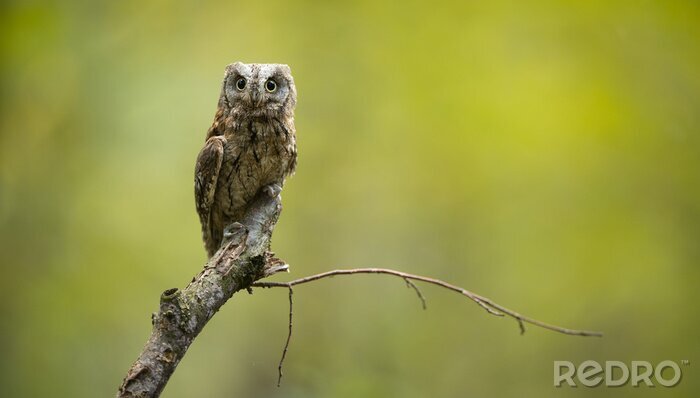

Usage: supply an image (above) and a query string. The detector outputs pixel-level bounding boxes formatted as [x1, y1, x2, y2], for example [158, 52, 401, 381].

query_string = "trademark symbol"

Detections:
[681, 360, 690, 366]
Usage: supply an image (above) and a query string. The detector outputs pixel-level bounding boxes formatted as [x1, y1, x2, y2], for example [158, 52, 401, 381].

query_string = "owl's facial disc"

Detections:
[223, 62, 295, 115]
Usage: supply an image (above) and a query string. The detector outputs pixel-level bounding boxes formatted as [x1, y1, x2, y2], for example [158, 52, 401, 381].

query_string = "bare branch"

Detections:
[252, 268, 603, 337]
[252, 268, 602, 386]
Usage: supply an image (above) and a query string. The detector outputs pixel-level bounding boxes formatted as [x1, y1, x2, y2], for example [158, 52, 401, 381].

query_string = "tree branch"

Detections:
[117, 192, 288, 398]
[253, 268, 603, 337]
[118, 196, 602, 396]
[253, 268, 603, 385]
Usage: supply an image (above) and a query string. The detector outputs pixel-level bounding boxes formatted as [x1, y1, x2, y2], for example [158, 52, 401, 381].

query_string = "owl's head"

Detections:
[221, 62, 296, 118]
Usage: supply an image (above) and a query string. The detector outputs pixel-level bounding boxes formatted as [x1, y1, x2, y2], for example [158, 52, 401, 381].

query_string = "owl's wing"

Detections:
[206, 106, 226, 140]
[195, 135, 226, 256]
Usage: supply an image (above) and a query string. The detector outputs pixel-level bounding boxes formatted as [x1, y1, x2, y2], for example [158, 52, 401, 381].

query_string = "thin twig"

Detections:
[253, 267, 602, 387]
[277, 287, 293, 387]
[403, 278, 427, 310]
[252, 268, 603, 337]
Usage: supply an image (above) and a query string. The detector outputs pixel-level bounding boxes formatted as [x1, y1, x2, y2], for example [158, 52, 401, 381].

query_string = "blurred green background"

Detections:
[1, 0, 698, 397]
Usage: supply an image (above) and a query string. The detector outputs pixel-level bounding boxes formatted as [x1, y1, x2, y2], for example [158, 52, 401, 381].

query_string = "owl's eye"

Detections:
[265, 79, 277, 93]
[235, 78, 246, 90]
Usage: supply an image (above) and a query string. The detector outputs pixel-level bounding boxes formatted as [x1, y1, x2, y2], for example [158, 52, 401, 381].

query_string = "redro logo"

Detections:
[554, 360, 683, 387]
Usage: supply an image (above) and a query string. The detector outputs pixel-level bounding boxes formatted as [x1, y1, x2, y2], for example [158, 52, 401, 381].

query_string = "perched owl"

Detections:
[195, 62, 297, 258]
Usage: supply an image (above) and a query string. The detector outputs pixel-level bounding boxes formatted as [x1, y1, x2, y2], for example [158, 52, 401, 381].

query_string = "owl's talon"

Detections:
[223, 222, 247, 241]
[263, 183, 282, 198]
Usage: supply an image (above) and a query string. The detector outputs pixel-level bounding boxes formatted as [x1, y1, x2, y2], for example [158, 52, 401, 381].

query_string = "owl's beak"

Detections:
[251, 89, 263, 107]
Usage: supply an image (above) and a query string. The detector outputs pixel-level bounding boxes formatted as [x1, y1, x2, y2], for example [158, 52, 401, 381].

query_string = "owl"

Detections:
[195, 62, 297, 258]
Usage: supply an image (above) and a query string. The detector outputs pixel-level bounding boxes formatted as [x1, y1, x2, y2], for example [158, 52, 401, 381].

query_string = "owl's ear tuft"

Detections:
[277, 64, 291, 74]
[225, 62, 247, 76]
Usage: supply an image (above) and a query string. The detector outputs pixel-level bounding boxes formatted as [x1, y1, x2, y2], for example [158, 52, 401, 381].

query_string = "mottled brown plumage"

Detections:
[195, 62, 297, 257]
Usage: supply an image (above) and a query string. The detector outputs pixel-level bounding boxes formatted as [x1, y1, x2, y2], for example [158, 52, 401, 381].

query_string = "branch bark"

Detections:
[117, 192, 288, 398]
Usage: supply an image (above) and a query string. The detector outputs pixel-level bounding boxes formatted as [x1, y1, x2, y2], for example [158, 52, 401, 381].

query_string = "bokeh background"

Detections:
[1, 1, 698, 397]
